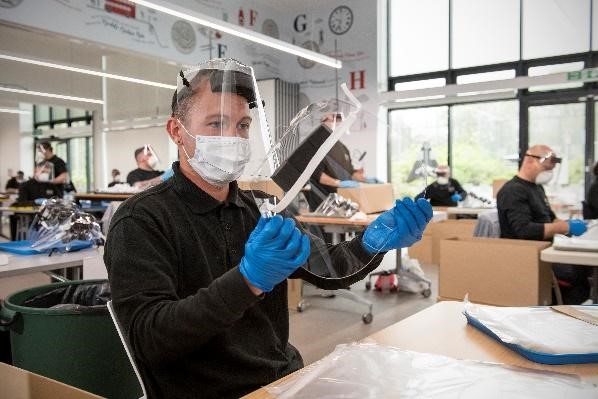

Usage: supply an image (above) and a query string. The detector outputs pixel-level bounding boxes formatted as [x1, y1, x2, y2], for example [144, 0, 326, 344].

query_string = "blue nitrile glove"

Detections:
[362, 197, 433, 254]
[339, 180, 360, 188]
[239, 215, 311, 292]
[568, 219, 587, 236]
[160, 168, 174, 181]
[451, 193, 462, 202]
[365, 177, 382, 184]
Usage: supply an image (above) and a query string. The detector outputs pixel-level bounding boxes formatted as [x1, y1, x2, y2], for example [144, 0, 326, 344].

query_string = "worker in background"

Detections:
[416, 165, 467, 207]
[104, 58, 432, 399]
[107, 168, 122, 188]
[497, 144, 589, 304]
[5, 170, 24, 193]
[307, 112, 381, 210]
[37, 141, 68, 196]
[585, 161, 598, 219]
[17, 162, 61, 203]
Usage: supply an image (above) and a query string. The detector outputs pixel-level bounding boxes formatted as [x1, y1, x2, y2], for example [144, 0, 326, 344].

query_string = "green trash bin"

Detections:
[0, 279, 142, 399]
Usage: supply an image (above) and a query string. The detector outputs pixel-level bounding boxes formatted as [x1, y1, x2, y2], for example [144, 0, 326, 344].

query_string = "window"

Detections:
[529, 103, 586, 208]
[523, 0, 591, 59]
[450, 101, 519, 200]
[452, 0, 520, 68]
[389, 106, 448, 197]
[395, 78, 446, 91]
[456, 70, 516, 84]
[389, 0, 449, 76]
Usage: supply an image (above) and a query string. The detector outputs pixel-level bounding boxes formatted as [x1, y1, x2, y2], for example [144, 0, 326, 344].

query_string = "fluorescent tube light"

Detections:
[0, 53, 176, 90]
[130, 0, 342, 69]
[0, 107, 31, 115]
[0, 87, 104, 104]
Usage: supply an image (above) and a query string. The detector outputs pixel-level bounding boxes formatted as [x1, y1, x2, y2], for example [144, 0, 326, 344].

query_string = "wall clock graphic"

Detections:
[328, 5, 353, 35]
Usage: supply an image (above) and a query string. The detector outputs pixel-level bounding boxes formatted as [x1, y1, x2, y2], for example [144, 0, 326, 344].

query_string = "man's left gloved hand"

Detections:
[362, 198, 433, 254]
[451, 193, 462, 202]
[568, 219, 587, 236]
[160, 168, 174, 181]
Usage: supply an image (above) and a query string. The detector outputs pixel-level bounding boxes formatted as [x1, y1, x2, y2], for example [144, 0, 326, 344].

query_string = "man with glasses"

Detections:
[497, 144, 589, 304]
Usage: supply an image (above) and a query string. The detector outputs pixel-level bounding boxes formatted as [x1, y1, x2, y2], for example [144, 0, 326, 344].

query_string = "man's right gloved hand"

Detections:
[339, 180, 360, 188]
[568, 219, 587, 236]
[239, 215, 311, 292]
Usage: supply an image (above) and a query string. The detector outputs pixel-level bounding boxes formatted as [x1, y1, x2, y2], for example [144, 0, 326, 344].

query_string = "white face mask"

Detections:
[114, 175, 121, 182]
[535, 170, 553, 185]
[437, 176, 449, 185]
[37, 172, 50, 182]
[179, 122, 251, 187]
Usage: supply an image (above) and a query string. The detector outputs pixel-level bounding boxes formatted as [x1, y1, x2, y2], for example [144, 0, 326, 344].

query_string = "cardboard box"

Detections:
[337, 183, 394, 214]
[439, 237, 552, 306]
[407, 222, 434, 264]
[431, 220, 477, 265]
[0, 362, 101, 399]
[287, 278, 303, 310]
[238, 179, 283, 199]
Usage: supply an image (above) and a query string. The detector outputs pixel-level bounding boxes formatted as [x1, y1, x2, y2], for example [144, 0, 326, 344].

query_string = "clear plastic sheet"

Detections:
[464, 302, 598, 354]
[27, 197, 104, 251]
[267, 343, 597, 399]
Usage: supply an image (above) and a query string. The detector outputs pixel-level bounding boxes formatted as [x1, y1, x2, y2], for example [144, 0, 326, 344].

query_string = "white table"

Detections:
[446, 207, 496, 219]
[0, 248, 102, 280]
[541, 246, 598, 303]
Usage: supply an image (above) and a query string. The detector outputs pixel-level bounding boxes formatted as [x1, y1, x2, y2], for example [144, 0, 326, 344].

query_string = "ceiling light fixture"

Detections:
[0, 53, 176, 90]
[0, 87, 104, 104]
[129, 0, 342, 69]
[0, 107, 31, 115]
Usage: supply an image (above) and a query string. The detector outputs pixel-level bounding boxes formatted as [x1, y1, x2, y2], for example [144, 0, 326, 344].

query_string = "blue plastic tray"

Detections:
[0, 240, 93, 255]
[464, 310, 598, 365]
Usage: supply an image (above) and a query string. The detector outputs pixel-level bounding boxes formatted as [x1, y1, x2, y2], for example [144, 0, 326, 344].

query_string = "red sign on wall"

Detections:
[105, 0, 136, 19]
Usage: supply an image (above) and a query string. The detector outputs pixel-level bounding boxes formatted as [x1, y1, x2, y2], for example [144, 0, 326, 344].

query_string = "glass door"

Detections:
[528, 102, 585, 217]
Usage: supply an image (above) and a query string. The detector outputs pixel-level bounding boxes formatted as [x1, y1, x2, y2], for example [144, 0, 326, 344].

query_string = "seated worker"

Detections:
[307, 112, 380, 210]
[107, 168, 122, 188]
[17, 162, 61, 203]
[497, 144, 589, 304]
[415, 165, 467, 207]
[37, 141, 68, 195]
[126, 146, 164, 187]
[5, 170, 24, 193]
[585, 161, 598, 219]
[104, 59, 432, 399]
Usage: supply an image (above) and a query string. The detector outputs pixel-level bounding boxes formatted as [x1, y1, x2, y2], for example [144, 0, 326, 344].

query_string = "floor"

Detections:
[289, 250, 438, 365]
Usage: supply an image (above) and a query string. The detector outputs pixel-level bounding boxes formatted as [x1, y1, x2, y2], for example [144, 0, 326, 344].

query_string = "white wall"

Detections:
[0, 113, 21, 189]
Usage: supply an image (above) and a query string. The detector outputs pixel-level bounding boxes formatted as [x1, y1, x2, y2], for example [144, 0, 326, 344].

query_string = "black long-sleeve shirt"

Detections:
[415, 178, 467, 207]
[497, 175, 555, 240]
[104, 162, 380, 399]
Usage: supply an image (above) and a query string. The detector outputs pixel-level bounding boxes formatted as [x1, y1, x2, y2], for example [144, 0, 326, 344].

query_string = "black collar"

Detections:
[171, 162, 246, 214]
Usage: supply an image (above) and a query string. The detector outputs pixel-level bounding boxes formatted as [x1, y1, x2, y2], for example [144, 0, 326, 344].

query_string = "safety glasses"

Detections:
[525, 152, 562, 164]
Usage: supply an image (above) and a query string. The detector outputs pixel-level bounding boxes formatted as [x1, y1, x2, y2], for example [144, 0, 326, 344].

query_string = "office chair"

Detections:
[107, 300, 147, 399]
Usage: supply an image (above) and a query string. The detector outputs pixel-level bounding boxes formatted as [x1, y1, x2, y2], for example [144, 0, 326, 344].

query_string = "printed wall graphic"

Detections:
[171, 20, 197, 54]
[261, 18, 279, 39]
[328, 5, 353, 35]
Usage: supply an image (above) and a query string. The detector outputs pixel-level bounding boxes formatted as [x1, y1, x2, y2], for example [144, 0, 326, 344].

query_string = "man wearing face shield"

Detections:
[104, 59, 432, 399]
[497, 144, 589, 304]
[125, 146, 167, 187]
[415, 165, 467, 206]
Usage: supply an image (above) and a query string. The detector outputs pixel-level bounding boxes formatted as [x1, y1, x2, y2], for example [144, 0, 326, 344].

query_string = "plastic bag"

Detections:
[464, 302, 598, 354]
[22, 281, 110, 313]
[267, 343, 597, 398]
[27, 197, 104, 252]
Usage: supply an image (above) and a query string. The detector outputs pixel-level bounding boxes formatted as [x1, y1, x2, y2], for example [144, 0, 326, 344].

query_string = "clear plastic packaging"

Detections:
[267, 343, 597, 398]
[465, 302, 598, 354]
[27, 197, 104, 251]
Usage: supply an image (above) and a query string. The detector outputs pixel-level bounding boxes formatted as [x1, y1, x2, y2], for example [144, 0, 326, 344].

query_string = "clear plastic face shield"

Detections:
[174, 59, 266, 187]
[142, 144, 160, 169]
[242, 85, 397, 289]
[526, 151, 562, 185]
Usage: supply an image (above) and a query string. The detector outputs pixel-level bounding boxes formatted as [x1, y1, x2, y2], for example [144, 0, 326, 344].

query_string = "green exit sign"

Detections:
[567, 68, 598, 82]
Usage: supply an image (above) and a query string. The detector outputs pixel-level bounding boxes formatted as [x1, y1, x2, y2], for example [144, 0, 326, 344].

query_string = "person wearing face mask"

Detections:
[36, 142, 68, 195]
[497, 144, 589, 304]
[5, 170, 24, 193]
[107, 168, 122, 188]
[104, 59, 432, 399]
[125, 146, 165, 187]
[415, 165, 467, 207]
